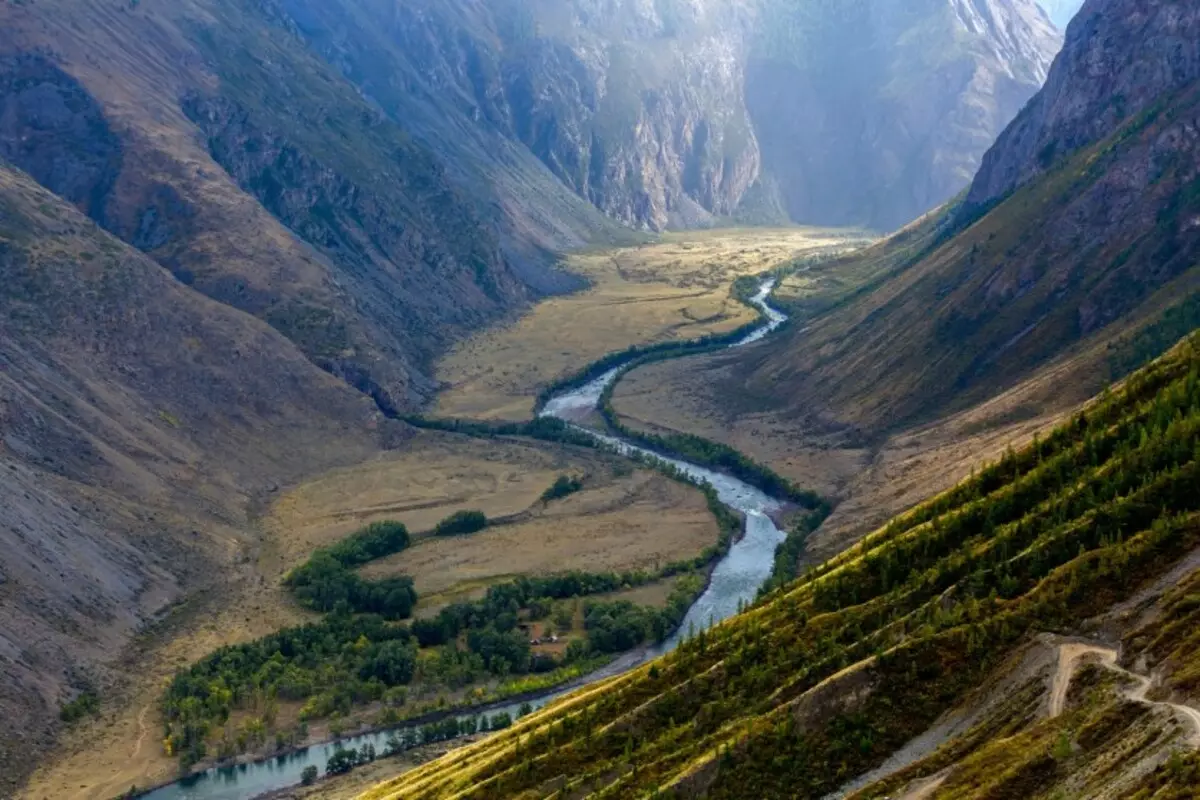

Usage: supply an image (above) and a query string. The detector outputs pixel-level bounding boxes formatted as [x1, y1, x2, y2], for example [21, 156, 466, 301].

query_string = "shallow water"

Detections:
[142, 278, 790, 800]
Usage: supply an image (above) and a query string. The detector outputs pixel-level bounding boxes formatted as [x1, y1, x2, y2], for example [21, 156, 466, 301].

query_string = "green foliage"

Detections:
[759, 508, 829, 595]
[284, 521, 417, 617]
[583, 575, 704, 654]
[1107, 291, 1200, 379]
[300, 764, 318, 785]
[395, 414, 600, 449]
[433, 510, 488, 537]
[324, 521, 410, 568]
[286, 551, 417, 618]
[161, 613, 418, 766]
[541, 474, 584, 503]
[59, 690, 100, 723]
[374, 334, 1200, 800]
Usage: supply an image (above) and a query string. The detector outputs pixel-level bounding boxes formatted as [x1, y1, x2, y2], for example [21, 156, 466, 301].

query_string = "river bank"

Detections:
[137, 277, 804, 800]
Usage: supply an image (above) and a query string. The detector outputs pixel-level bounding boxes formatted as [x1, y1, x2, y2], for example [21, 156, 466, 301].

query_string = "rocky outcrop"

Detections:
[968, 0, 1200, 210]
[0, 54, 122, 226]
[264, 0, 760, 232]
[736, 0, 1200, 435]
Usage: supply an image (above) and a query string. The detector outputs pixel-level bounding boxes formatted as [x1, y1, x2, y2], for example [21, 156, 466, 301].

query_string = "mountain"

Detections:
[0, 162, 390, 796]
[0, 0, 610, 414]
[0, 0, 1062, 422]
[1040, 0, 1086, 28]
[255, 0, 1061, 233]
[733, 0, 1200, 437]
[362, 332, 1200, 799]
[357, 4, 1200, 794]
[746, 0, 1061, 230]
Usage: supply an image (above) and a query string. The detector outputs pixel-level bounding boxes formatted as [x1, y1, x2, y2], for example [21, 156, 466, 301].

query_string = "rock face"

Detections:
[968, 0, 1200, 209]
[265, 0, 1060, 233]
[747, 0, 1062, 230]
[1039, 0, 1086, 28]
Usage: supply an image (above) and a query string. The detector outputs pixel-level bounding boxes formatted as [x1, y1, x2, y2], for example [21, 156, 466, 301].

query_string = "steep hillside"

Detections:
[0, 163, 391, 795]
[748, 0, 1060, 230]
[0, 0, 590, 411]
[671, 0, 1200, 440]
[361, 332, 1200, 800]
[249, 0, 1059, 234]
[1040, 0, 1085, 27]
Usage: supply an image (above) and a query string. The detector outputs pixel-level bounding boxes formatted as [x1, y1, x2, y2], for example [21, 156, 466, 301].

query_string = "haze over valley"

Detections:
[1, 1, 1199, 799]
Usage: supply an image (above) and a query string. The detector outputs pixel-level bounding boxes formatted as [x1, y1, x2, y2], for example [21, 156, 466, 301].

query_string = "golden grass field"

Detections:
[433, 228, 859, 420]
[363, 470, 714, 605]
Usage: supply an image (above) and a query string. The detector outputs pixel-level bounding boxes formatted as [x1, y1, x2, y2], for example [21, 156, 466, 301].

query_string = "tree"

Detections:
[434, 510, 488, 536]
[301, 765, 319, 785]
[326, 747, 358, 775]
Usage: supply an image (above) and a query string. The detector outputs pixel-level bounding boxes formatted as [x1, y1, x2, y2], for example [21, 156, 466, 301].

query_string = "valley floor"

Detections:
[433, 228, 865, 421]
[16, 432, 720, 800]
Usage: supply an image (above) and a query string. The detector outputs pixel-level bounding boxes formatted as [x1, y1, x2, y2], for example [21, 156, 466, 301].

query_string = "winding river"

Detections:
[140, 279, 791, 800]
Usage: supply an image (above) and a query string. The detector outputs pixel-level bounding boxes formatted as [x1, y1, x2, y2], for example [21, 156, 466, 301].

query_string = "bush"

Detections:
[60, 691, 100, 723]
[541, 475, 584, 503]
[434, 510, 488, 536]
[300, 765, 319, 785]
[326, 521, 410, 567]
[326, 747, 358, 775]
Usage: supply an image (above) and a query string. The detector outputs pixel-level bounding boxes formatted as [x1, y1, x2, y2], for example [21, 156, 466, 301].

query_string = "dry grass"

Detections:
[265, 430, 594, 570]
[433, 228, 856, 420]
[595, 577, 685, 609]
[362, 469, 717, 603]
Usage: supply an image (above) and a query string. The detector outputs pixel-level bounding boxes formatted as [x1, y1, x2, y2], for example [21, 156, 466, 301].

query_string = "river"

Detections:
[140, 278, 790, 800]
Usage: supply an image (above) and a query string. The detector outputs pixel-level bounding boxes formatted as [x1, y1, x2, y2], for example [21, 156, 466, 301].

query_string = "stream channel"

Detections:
[141, 279, 791, 800]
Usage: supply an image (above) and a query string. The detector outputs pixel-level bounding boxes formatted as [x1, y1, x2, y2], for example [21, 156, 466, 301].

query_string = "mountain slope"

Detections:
[747, 0, 1061, 231]
[253, 0, 1060, 233]
[0, 161, 392, 796]
[731, 0, 1200, 436]
[0, 0, 592, 411]
[361, 333, 1200, 800]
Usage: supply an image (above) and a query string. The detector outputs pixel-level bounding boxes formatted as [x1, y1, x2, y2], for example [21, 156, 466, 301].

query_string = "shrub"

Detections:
[434, 510, 488, 536]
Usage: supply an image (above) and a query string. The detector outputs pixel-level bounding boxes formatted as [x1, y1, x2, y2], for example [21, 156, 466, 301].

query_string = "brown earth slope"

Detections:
[0, 0, 593, 412]
[0, 162, 392, 795]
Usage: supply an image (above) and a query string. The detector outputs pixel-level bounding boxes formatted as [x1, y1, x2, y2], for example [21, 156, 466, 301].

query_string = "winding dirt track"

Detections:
[131, 703, 152, 760]
[1050, 642, 1200, 746]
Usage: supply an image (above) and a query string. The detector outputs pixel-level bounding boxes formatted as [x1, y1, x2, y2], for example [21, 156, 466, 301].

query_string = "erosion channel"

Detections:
[141, 279, 794, 800]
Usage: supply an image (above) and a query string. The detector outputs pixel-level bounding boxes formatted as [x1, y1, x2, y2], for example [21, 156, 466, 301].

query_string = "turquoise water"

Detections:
[141, 279, 790, 799]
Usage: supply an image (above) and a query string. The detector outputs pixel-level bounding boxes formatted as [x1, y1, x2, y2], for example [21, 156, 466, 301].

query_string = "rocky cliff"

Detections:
[262, 0, 1061, 233]
[968, 0, 1200, 209]
[748, 0, 1061, 230]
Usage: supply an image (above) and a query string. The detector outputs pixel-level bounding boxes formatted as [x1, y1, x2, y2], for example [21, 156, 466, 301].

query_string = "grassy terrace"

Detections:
[360, 332, 1200, 800]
